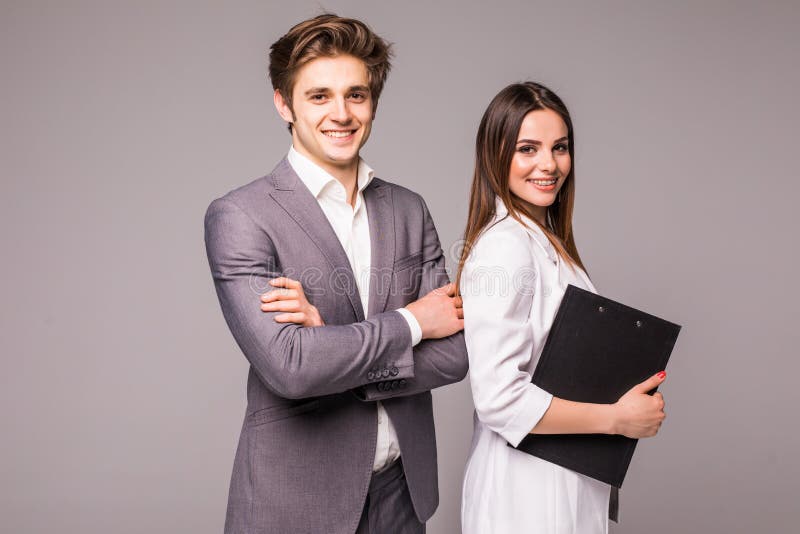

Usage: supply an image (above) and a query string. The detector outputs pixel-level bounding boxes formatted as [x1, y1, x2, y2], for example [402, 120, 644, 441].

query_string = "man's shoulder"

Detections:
[369, 177, 425, 209]
[215, 174, 272, 207]
[207, 159, 289, 213]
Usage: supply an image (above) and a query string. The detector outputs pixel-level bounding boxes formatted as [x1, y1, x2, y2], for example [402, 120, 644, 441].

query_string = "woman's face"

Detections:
[508, 108, 571, 224]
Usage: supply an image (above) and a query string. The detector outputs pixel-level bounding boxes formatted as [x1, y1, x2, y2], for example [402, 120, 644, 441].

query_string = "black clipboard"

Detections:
[512, 284, 681, 488]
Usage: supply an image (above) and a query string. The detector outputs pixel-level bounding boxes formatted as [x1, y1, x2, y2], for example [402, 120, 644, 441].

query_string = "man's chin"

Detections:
[322, 150, 361, 167]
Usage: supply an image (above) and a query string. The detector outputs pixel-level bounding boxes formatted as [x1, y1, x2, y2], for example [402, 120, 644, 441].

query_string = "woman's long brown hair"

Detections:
[455, 82, 587, 292]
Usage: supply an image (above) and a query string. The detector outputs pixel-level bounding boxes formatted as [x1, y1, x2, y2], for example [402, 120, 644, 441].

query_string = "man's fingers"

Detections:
[432, 282, 456, 297]
[260, 289, 298, 302]
[269, 277, 302, 291]
[274, 312, 307, 324]
[261, 300, 301, 312]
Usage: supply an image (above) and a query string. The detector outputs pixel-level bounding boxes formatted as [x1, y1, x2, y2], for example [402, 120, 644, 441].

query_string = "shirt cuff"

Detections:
[396, 308, 423, 347]
[500, 386, 554, 447]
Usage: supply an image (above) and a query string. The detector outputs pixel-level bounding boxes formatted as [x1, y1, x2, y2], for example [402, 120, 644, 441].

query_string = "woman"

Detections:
[457, 82, 667, 534]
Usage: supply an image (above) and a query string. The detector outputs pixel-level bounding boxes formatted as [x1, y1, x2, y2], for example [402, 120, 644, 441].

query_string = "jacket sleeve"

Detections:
[204, 197, 415, 400]
[459, 226, 553, 447]
[356, 196, 469, 401]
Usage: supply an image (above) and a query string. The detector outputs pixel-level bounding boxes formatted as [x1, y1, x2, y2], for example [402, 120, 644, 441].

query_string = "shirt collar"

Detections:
[287, 145, 375, 199]
[494, 196, 559, 264]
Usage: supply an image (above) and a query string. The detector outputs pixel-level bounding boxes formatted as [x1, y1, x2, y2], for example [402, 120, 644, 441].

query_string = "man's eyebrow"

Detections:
[303, 85, 371, 96]
[304, 87, 331, 96]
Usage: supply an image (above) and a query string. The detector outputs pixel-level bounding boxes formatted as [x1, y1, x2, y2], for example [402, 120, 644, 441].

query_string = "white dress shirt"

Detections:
[287, 146, 422, 473]
[460, 197, 610, 533]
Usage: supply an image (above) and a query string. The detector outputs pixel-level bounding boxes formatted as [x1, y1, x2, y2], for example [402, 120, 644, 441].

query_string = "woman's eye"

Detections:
[518, 146, 536, 154]
[554, 143, 569, 152]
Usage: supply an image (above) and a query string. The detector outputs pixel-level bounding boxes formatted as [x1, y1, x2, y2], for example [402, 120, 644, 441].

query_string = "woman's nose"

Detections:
[538, 151, 557, 172]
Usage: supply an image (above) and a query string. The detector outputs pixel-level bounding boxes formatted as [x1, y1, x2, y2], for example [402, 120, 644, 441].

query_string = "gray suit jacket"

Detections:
[204, 158, 468, 534]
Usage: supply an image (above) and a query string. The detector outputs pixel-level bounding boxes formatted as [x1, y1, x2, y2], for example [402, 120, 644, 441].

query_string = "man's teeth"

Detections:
[527, 179, 557, 186]
[323, 130, 354, 138]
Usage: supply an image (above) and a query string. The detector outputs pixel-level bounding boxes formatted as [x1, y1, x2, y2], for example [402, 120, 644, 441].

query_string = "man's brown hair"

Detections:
[269, 14, 393, 113]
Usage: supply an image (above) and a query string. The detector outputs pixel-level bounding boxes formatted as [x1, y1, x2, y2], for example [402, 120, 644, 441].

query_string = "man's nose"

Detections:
[330, 98, 352, 123]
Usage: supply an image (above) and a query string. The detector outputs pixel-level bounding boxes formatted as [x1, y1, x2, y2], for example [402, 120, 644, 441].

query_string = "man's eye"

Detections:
[349, 92, 366, 100]
[310, 94, 326, 101]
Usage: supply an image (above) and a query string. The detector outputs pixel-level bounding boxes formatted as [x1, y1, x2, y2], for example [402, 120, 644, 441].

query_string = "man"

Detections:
[204, 14, 468, 534]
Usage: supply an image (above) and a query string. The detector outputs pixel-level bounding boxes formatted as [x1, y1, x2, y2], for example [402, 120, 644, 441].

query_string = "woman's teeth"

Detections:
[527, 178, 557, 186]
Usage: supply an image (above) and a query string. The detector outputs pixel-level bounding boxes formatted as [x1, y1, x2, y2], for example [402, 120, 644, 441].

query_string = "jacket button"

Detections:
[367, 371, 375, 380]
[381, 369, 390, 378]
[390, 381, 399, 390]
[399, 379, 407, 388]
[390, 366, 399, 376]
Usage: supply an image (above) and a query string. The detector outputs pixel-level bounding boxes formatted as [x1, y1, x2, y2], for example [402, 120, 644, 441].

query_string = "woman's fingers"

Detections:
[653, 392, 665, 411]
[631, 371, 666, 394]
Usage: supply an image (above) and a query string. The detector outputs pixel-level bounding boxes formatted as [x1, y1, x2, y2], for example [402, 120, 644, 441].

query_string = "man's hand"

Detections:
[405, 283, 464, 340]
[260, 277, 325, 327]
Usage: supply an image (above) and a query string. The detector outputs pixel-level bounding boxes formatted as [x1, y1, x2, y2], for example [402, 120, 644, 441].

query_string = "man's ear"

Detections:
[274, 89, 294, 124]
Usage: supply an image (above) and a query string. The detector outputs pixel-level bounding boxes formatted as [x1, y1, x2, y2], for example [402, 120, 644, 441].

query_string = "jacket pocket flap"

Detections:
[393, 252, 424, 273]
[248, 399, 320, 426]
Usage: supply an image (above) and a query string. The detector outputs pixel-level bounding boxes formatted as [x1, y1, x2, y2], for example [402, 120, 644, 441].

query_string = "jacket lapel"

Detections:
[267, 158, 365, 321]
[364, 180, 395, 318]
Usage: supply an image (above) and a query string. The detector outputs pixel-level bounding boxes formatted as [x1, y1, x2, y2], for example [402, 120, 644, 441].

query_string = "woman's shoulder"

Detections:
[466, 216, 536, 268]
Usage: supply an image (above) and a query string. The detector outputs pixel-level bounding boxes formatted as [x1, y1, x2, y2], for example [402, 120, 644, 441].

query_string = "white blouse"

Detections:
[461, 198, 610, 534]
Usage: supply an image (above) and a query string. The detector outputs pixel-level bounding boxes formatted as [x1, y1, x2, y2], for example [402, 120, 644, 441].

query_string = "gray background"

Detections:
[1, 1, 798, 533]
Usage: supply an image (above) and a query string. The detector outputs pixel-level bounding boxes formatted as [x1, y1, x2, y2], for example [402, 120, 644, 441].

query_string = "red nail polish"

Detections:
[657, 371, 666, 379]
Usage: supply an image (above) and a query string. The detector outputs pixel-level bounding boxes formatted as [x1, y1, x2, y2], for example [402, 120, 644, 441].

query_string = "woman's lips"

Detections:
[526, 177, 557, 191]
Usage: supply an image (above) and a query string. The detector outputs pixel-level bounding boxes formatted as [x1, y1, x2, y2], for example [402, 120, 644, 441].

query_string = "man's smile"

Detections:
[322, 129, 357, 138]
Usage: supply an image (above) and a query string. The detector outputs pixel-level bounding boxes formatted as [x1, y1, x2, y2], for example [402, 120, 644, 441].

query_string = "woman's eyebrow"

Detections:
[516, 136, 569, 144]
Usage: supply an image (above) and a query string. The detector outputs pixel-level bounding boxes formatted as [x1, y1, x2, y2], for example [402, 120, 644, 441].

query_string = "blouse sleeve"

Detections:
[461, 224, 553, 447]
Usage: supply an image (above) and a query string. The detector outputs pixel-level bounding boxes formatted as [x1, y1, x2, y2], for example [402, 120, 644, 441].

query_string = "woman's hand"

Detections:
[611, 371, 667, 438]
[260, 277, 324, 327]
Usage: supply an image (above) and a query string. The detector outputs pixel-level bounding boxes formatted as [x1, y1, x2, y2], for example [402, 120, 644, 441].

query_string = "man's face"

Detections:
[275, 55, 374, 177]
